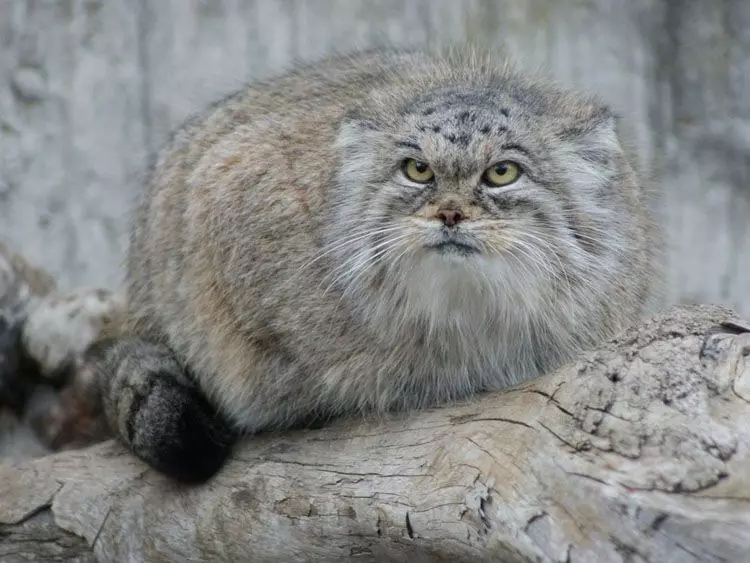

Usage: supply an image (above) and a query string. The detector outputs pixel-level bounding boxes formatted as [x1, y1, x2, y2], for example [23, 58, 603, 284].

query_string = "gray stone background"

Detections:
[1, 0, 748, 315]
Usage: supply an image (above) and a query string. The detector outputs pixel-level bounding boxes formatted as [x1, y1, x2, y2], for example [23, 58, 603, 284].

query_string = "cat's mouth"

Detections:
[425, 239, 480, 256]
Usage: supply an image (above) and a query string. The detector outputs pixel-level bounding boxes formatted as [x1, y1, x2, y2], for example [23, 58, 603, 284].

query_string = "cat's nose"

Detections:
[436, 207, 465, 227]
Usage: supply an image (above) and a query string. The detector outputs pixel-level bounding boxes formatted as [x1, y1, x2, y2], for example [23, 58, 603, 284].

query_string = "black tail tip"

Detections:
[147, 419, 235, 484]
[129, 379, 237, 484]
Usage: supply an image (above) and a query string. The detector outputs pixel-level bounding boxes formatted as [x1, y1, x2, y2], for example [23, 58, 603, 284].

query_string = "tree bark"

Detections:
[1, 304, 749, 563]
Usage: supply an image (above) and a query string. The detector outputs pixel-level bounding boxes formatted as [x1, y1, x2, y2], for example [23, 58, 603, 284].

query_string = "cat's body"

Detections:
[98, 48, 658, 482]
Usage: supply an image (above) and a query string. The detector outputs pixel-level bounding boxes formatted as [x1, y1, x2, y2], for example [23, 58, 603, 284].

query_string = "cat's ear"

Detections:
[558, 107, 627, 192]
[560, 107, 623, 167]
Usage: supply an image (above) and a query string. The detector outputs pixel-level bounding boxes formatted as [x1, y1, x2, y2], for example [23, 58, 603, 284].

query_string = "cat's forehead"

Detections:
[394, 85, 564, 149]
[410, 97, 510, 148]
[386, 94, 527, 164]
[406, 88, 499, 121]
[399, 79, 595, 125]
[403, 82, 563, 118]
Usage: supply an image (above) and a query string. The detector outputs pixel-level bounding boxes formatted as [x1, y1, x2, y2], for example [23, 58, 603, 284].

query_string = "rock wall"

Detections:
[1, 0, 748, 314]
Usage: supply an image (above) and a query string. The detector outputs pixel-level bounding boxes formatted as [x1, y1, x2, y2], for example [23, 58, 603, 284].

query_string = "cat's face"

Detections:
[328, 80, 634, 326]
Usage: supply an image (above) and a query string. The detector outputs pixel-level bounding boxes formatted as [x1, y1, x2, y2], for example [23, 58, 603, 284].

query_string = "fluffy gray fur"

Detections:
[96, 47, 658, 482]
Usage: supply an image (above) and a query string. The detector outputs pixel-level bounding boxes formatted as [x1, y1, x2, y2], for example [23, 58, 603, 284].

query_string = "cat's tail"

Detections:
[92, 336, 236, 482]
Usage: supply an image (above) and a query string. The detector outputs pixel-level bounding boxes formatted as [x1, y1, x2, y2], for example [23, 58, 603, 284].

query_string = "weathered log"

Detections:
[1, 304, 749, 562]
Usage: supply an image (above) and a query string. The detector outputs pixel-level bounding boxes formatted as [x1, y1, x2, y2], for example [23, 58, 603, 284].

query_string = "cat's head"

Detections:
[326, 53, 642, 331]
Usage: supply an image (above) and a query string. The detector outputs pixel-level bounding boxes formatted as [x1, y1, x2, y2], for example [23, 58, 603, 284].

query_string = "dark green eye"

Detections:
[483, 161, 522, 187]
[402, 158, 434, 183]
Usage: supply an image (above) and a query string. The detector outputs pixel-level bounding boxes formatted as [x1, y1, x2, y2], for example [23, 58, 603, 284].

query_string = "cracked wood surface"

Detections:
[1, 304, 750, 562]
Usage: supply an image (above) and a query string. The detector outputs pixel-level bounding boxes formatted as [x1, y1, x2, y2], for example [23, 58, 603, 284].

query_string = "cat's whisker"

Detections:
[315, 231, 412, 286]
[296, 225, 406, 276]
[322, 231, 414, 281]
[321, 233, 415, 296]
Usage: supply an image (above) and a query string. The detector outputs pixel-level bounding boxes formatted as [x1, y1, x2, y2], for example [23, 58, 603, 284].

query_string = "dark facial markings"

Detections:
[500, 144, 531, 158]
[426, 240, 480, 256]
[395, 140, 422, 151]
[419, 112, 511, 148]
[384, 178, 436, 217]
[483, 193, 537, 214]
[457, 110, 476, 124]
[561, 201, 601, 255]
[404, 88, 514, 149]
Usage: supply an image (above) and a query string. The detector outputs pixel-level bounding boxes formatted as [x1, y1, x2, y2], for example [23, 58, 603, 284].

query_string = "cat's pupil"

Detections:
[415, 161, 428, 173]
[495, 164, 509, 176]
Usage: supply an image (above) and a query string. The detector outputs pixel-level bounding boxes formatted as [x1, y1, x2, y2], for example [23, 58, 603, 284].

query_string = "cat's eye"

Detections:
[402, 158, 435, 184]
[483, 161, 522, 187]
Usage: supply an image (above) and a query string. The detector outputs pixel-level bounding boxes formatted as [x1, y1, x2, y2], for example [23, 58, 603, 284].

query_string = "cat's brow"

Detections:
[395, 140, 422, 152]
[501, 143, 532, 157]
